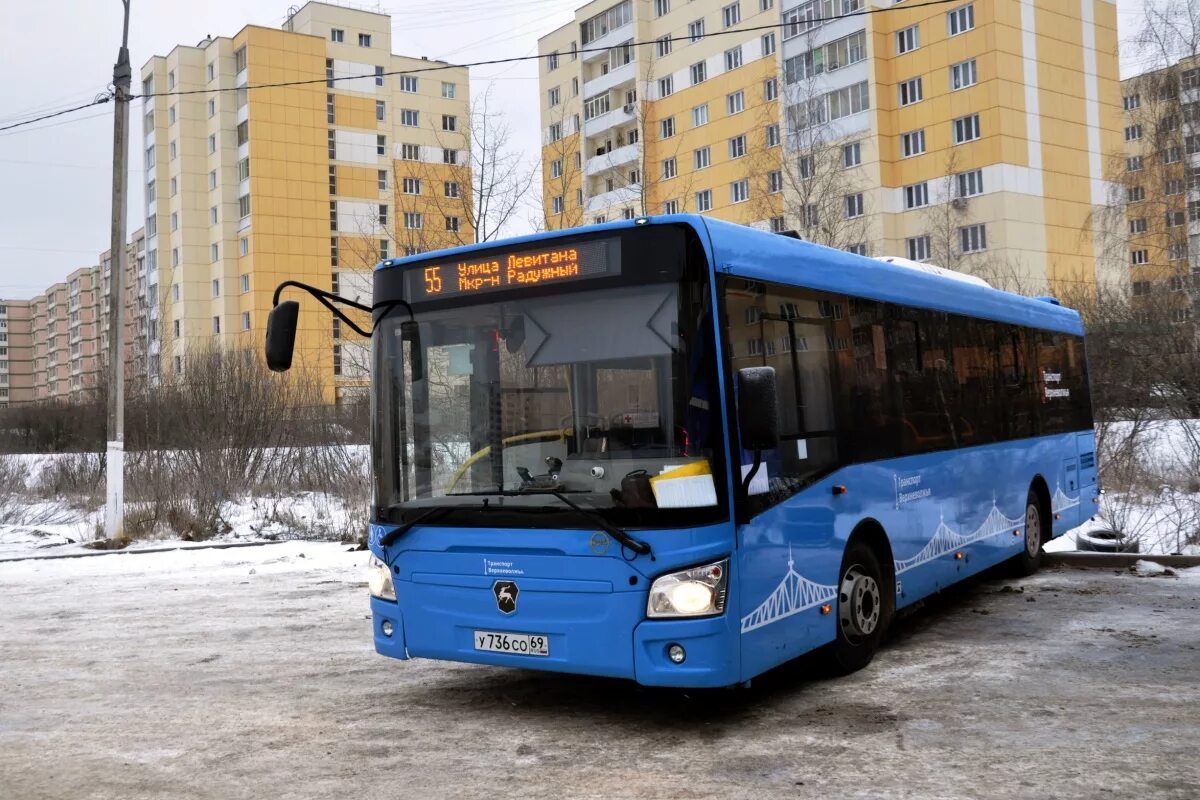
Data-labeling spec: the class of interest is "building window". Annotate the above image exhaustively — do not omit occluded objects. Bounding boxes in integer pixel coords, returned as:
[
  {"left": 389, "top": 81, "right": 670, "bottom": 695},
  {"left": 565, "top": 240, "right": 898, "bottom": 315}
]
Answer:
[
  {"left": 896, "top": 26, "right": 919, "bottom": 54},
  {"left": 901, "top": 129, "right": 926, "bottom": 157},
  {"left": 171, "top": 247, "right": 179, "bottom": 267},
  {"left": 947, "top": 4, "right": 974, "bottom": 35},
  {"left": 236, "top": 121, "right": 248, "bottom": 145},
  {"left": 168, "top": 69, "right": 176, "bottom": 89},
  {"left": 663, "top": 199, "right": 680, "bottom": 215},
  {"left": 768, "top": 171, "right": 783, "bottom": 193},
  {"left": 1130, "top": 249, "right": 1148, "bottom": 265},
  {"left": 1124, "top": 124, "right": 1142, "bottom": 141},
  {"left": 380, "top": 240, "right": 389, "bottom": 259},
  {"left": 328, "top": 129, "right": 337, "bottom": 159},
  {"left": 801, "top": 205, "right": 819, "bottom": 227},
  {"left": 359, "top": 33, "right": 372, "bottom": 47},
  {"left": 842, "top": 142, "right": 861, "bottom": 168},
  {"left": 169, "top": 140, "right": 177, "bottom": 160},
  {"left": 404, "top": 212, "right": 423, "bottom": 229},
  {"left": 692, "top": 104, "right": 709, "bottom": 127},
  {"left": 1123, "top": 93, "right": 1140, "bottom": 110},
  {"left": 953, "top": 113, "right": 981, "bottom": 143},
  {"left": 170, "top": 212, "right": 178, "bottom": 232},
  {"left": 722, "top": 2, "right": 741, "bottom": 27},
  {"left": 660, "top": 117, "right": 676, "bottom": 139},
  {"left": 331, "top": 28, "right": 344, "bottom": 42},
  {"left": 331, "top": 236, "right": 339, "bottom": 266},
  {"left": 725, "top": 46, "right": 743, "bottom": 71},
  {"left": 1164, "top": 147, "right": 1182, "bottom": 164},
  {"left": 327, "top": 94, "right": 335, "bottom": 123},
  {"left": 239, "top": 238, "right": 248, "bottom": 258},
  {"left": 551, "top": 195, "right": 565, "bottom": 214},
  {"left": 212, "top": 316, "right": 220, "bottom": 335},
  {"left": 662, "top": 157, "right": 678, "bottom": 180},
  {"left": 655, "top": 0, "right": 671, "bottom": 15},
  {"left": 172, "top": 284, "right": 180, "bottom": 302},
  {"left": 212, "top": 279, "right": 220, "bottom": 297},
  {"left": 399, "top": 108, "right": 419, "bottom": 127},
  {"left": 658, "top": 76, "right": 674, "bottom": 98},
  {"left": 400, "top": 76, "right": 418, "bottom": 93},
  {"left": 951, "top": 58, "right": 977, "bottom": 90},
  {"left": 441, "top": 81, "right": 455, "bottom": 98},
  {"left": 210, "top": 206, "right": 218, "bottom": 224},
  {"left": 241, "top": 311, "right": 251, "bottom": 332},
  {"left": 766, "top": 124, "right": 780, "bottom": 147},
  {"left": 694, "top": 146, "right": 711, "bottom": 170},
  {"left": 906, "top": 235, "right": 931, "bottom": 261},
  {"left": 207, "top": 99, "right": 215, "bottom": 118},
  {"left": 956, "top": 168, "right": 984, "bottom": 197},
  {"left": 375, "top": 66, "right": 384, "bottom": 86},
  {"left": 1127, "top": 186, "right": 1144, "bottom": 202},
  {"left": 446, "top": 216, "right": 460, "bottom": 233},
  {"left": 445, "top": 181, "right": 460, "bottom": 198},
  {"left": 378, "top": 135, "right": 388, "bottom": 156},
  {"left": 1129, "top": 217, "right": 1147, "bottom": 234},
  {"left": 847, "top": 243, "right": 867, "bottom": 256},
  {"left": 727, "top": 90, "right": 745, "bottom": 115},
  {"left": 237, "top": 157, "right": 249, "bottom": 181},
  {"left": 731, "top": 179, "right": 749, "bottom": 204},
  {"left": 401, "top": 143, "right": 419, "bottom": 160},
  {"left": 1167, "top": 209, "right": 1186, "bottom": 227},
  {"left": 899, "top": 77, "right": 923, "bottom": 106},
  {"left": 845, "top": 193, "right": 864, "bottom": 218},
  {"left": 728, "top": 134, "right": 747, "bottom": 159},
  {"left": 798, "top": 154, "right": 815, "bottom": 178},
  {"left": 656, "top": 35, "right": 672, "bottom": 57},
  {"left": 379, "top": 204, "right": 389, "bottom": 226},
  {"left": 548, "top": 87, "right": 561, "bottom": 107},
  {"left": 762, "top": 32, "right": 776, "bottom": 57},
  {"left": 960, "top": 224, "right": 987, "bottom": 253},
  {"left": 402, "top": 177, "right": 421, "bottom": 195},
  {"left": 443, "top": 149, "right": 458, "bottom": 165},
  {"left": 170, "top": 177, "right": 178, "bottom": 196},
  {"left": 695, "top": 189, "right": 713, "bottom": 212},
  {"left": 207, "top": 62, "right": 215, "bottom": 82},
  {"left": 904, "top": 182, "right": 929, "bottom": 209},
  {"left": 378, "top": 101, "right": 388, "bottom": 122},
  {"left": 210, "top": 243, "right": 219, "bottom": 263},
  {"left": 688, "top": 19, "right": 705, "bottom": 42},
  {"left": 690, "top": 61, "right": 707, "bottom": 85},
  {"left": 234, "top": 47, "right": 246, "bottom": 73}
]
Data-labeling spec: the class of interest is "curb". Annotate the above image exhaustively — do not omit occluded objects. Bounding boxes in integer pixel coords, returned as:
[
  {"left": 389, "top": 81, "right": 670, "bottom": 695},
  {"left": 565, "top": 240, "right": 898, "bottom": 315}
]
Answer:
[
  {"left": 0, "top": 539, "right": 287, "bottom": 564},
  {"left": 1045, "top": 552, "right": 1200, "bottom": 569}
]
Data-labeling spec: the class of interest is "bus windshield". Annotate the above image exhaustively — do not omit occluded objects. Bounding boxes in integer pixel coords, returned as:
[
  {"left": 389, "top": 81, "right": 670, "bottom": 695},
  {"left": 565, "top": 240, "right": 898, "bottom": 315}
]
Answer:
[{"left": 373, "top": 228, "right": 727, "bottom": 528}]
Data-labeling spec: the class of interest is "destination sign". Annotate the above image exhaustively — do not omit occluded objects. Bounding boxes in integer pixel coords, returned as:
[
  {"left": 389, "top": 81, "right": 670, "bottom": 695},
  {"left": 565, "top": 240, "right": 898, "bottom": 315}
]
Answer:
[{"left": 405, "top": 238, "right": 620, "bottom": 300}]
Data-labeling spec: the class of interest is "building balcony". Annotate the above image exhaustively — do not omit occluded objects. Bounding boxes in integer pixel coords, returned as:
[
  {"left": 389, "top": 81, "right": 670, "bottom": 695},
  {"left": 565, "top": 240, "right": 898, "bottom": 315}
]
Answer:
[
  {"left": 582, "top": 24, "right": 633, "bottom": 63},
  {"left": 586, "top": 142, "right": 639, "bottom": 176},
  {"left": 582, "top": 61, "right": 636, "bottom": 99},
  {"left": 583, "top": 104, "right": 636, "bottom": 138},
  {"left": 585, "top": 184, "right": 641, "bottom": 213}
]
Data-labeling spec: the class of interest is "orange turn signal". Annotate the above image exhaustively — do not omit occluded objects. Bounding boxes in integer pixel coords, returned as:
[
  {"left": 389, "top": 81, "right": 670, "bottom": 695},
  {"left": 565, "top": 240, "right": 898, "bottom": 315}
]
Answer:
[{"left": 820, "top": 603, "right": 832, "bottom": 615}]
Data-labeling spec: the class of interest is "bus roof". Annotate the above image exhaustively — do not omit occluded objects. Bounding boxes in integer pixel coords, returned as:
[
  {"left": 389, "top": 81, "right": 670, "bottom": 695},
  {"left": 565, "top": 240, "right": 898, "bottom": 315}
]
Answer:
[{"left": 376, "top": 214, "right": 1085, "bottom": 336}]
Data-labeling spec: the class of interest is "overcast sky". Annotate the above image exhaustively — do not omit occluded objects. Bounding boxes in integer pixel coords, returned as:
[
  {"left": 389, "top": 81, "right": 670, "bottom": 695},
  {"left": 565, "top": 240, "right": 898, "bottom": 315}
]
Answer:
[{"left": 0, "top": 0, "right": 1151, "bottom": 300}]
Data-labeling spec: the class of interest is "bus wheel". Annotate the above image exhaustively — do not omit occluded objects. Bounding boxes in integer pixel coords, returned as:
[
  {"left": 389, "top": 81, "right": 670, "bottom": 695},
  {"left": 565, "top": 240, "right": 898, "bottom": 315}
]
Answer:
[
  {"left": 1013, "top": 489, "right": 1046, "bottom": 577},
  {"left": 823, "top": 540, "right": 893, "bottom": 676}
]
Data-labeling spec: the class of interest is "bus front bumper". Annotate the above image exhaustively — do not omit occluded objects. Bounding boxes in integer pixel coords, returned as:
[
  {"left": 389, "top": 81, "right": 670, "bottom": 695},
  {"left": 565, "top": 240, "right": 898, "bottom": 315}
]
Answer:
[{"left": 369, "top": 593, "right": 741, "bottom": 688}]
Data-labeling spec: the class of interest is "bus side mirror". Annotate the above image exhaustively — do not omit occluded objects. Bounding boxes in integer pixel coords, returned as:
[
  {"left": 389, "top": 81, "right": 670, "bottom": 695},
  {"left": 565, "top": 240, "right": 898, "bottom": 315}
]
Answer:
[
  {"left": 736, "top": 366, "right": 779, "bottom": 450},
  {"left": 401, "top": 319, "right": 424, "bottom": 382},
  {"left": 265, "top": 301, "right": 300, "bottom": 373}
]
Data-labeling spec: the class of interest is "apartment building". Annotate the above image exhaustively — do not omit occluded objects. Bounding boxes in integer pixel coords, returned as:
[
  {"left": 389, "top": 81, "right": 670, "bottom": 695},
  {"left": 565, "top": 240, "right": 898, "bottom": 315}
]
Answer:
[
  {"left": 0, "top": 301, "right": 33, "bottom": 406},
  {"left": 538, "top": 0, "right": 1123, "bottom": 292},
  {"left": 0, "top": 229, "right": 148, "bottom": 406},
  {"left": 1120, "top": 54, "right": 1200, "bottom": 320},
  {"left": 140, "top": 1, "right": 471, "bottom": 401}
]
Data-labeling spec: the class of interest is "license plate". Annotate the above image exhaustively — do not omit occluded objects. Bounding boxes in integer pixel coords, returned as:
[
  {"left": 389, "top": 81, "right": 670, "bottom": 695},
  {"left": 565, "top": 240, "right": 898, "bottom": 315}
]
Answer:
[{"left": 473, "top": 630, "right": 550, "bottom": 657}]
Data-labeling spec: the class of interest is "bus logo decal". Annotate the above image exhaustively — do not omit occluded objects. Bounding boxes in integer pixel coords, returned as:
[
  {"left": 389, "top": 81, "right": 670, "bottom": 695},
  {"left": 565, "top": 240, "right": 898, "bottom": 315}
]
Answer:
[
  {"left": 740, "top": 547, "right": 837, "bottom": 634},
  {"left": 493, "top": 581, "right": 519, "bottom": 615}
]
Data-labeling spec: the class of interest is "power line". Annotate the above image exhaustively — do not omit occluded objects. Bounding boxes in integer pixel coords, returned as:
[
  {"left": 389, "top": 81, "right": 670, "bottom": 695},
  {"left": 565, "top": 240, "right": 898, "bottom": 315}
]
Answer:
[
  {"left": 131, "top": 0, "right": 964, "bottom": 100},
  {"left": 0, "top": 96, "right": 111, "bottom": 134}
]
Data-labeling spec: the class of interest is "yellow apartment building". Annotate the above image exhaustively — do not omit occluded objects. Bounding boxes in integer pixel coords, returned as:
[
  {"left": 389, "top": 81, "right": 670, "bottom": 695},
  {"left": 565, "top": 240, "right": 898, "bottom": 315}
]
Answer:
[
  {"left": 1119, "top": 55, "right": 1199, "bottom": 319},
  {"left": 538, "top": 0, "right": 1123, "bottom": 294},
  {"left": 140, "top": 2, "right": 471, "bottom": 401}
]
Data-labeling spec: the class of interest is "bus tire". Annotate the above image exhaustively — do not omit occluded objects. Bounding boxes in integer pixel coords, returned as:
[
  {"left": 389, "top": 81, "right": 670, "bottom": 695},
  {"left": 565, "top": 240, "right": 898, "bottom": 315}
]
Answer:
[
  {"left": 1013, "top": 488, "right": 1046, "bottom": 577},
  {"left": 821, "top": 539, "right": 893, "bottom": 676}
]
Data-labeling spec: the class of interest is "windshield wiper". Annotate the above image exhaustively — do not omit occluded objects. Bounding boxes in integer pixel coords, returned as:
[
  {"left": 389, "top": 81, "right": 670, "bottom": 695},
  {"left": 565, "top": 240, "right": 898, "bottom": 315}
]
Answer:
[
  {"left": 447, "top": 490, "right": 652, "bottom": 557},
  {"left": 378, "top": 505, "right": 457, "bottom": 547},
  {"left": 544, "top": 490, "right": 652, "bottom": 557}
]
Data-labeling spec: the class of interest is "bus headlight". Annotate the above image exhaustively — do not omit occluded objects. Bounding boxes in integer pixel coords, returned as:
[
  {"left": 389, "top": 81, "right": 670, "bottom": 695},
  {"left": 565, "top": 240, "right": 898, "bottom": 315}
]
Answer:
[
  {"left": 368, "top": 555, "right": 396, "bottom": 601},
  {"left": 647, "top": 559, "right": 728, "bottom": 618}
]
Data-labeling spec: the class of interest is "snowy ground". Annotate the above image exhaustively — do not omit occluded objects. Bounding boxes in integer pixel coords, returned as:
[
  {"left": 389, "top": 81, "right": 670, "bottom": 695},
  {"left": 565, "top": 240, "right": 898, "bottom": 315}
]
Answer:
[{"left": 1, "top": 546, "right": 1197, "bottom": 799}]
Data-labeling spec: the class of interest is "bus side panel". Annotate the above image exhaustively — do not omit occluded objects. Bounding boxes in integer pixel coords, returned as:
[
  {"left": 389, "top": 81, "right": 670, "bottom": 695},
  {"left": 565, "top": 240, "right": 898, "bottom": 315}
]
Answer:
[{"left": 737, "top": 434, "right": 1091, "bottom": 682}]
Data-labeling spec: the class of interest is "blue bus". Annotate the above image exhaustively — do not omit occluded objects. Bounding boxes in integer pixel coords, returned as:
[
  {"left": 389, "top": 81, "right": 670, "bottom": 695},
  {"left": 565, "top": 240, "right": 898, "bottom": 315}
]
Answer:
[{"left": 266, "top": 214, "right": 1098, "bottom": 687}]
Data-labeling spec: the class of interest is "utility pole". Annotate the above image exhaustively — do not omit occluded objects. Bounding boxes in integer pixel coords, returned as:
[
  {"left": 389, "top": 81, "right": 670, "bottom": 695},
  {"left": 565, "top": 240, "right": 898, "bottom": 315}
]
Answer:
[{"left": 104, "top": 0, "right": 131, "bottom": 541}]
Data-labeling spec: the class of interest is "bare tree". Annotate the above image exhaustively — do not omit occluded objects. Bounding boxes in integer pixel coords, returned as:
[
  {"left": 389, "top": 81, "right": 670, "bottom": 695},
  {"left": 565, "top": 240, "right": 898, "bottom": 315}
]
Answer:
[{"left": 538, "top": 103, "right": 587, "bottom": 231}]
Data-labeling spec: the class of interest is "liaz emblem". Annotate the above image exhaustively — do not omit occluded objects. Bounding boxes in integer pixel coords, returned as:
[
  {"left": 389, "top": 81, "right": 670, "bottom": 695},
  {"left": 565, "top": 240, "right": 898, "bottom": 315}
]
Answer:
[{"left": 493, "top": 580, "right": 519, "bottom": 614}]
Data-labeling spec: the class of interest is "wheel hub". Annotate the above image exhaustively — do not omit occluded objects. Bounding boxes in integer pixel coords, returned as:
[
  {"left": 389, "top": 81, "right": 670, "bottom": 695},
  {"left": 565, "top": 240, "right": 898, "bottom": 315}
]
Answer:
[
  {"left": 1025, "top": 504, "right": 1041, "bottom": 557},
  {"left": 839, "top": 566, "right": 881, "bottom": 642}
]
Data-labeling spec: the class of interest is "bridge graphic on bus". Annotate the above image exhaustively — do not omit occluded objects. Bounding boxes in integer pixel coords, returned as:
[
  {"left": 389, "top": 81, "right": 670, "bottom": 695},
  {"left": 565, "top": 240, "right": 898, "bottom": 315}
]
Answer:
[
  {"left": 742, "top": 484, "right": 1084, "bottom": 633},
  {"left": 740, "top": 548, "right": 838, "bottom": 633}
]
